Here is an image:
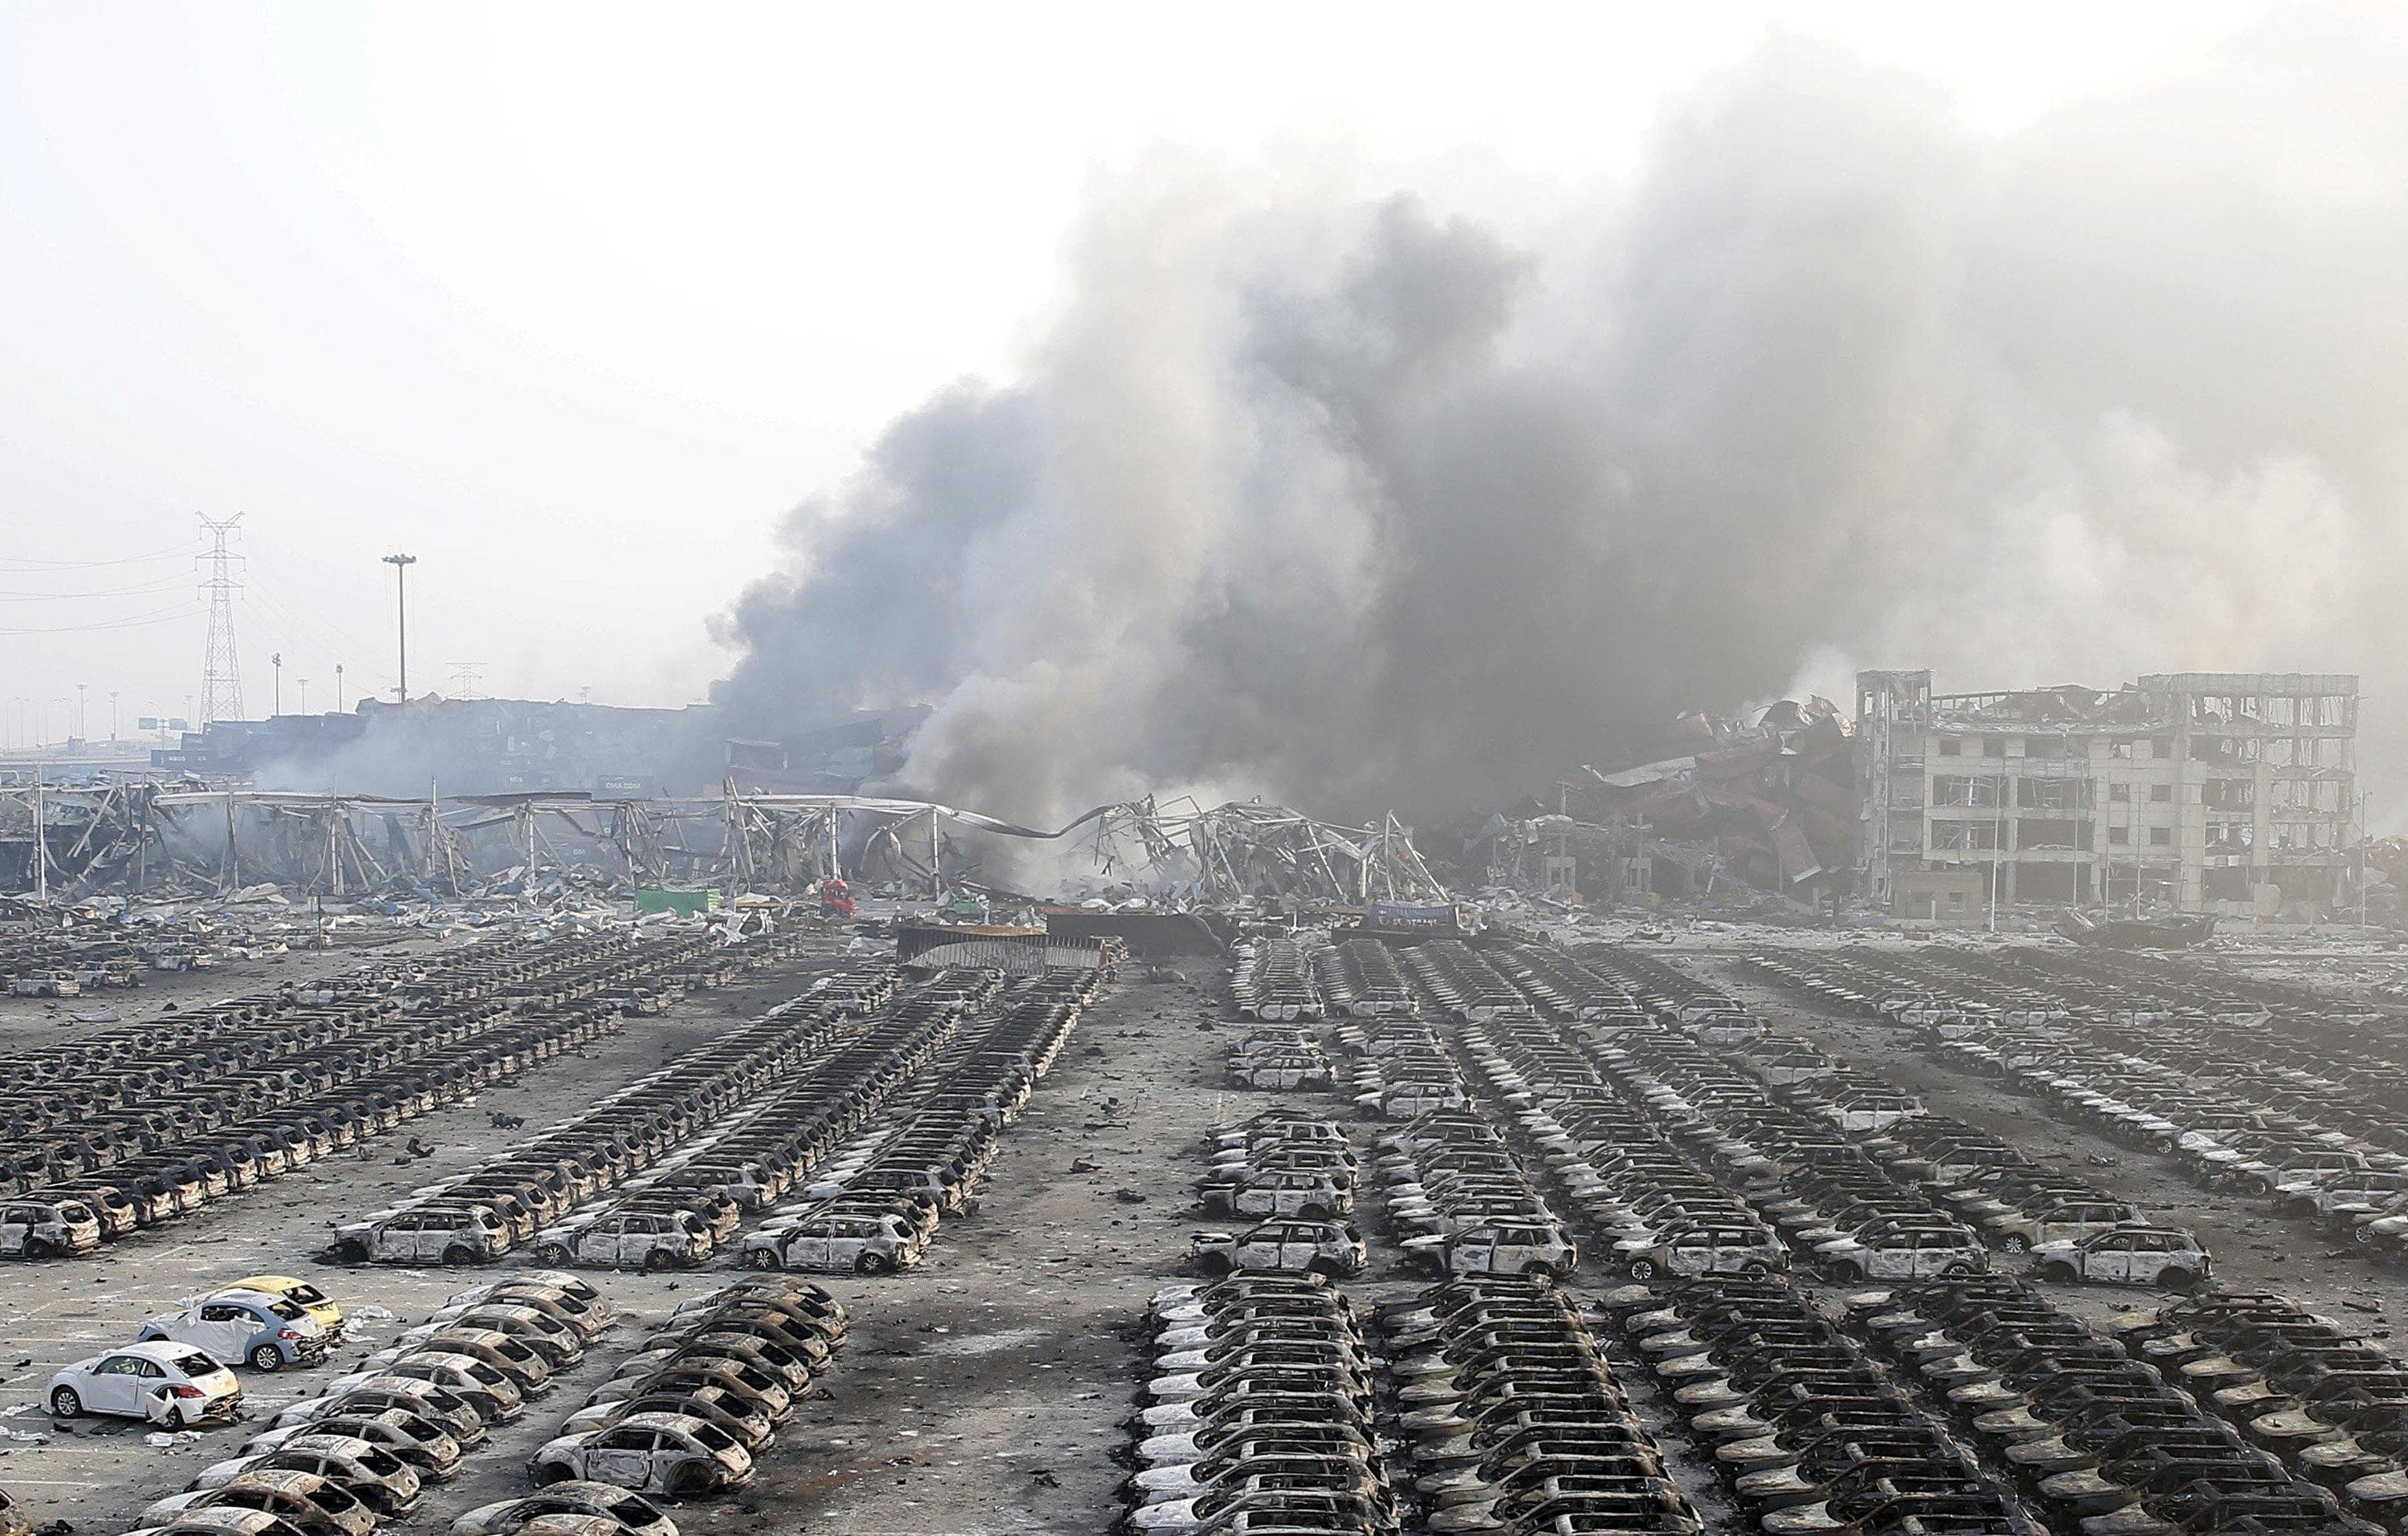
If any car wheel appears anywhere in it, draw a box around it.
[337,1240,372,1264]
[1627,1258,1656,1281]
[1298,1205,1328,1221]
[443,1245,477,1267]
[49,1386,81,1418]
[1999,1235,2028,1254]
[23,1238,55,1262]
[160,1404,185,1431]
[746,1247,784,1270]
[533,1461,576,1486]
[535,1243,570,1265]
[2159,1268,2200,1291]
[2040,1262,2077,1283]
[643,1249,672,1273]
[1741,1260,1772,1278]
[856,1251,894,1276]
[1942,1262,1973,1278]
[671,1462,714,1497]
[249,1343,284,1372]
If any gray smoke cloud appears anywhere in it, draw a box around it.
[714,14,2408,827]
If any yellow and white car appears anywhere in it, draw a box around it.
[218,1275,346,1342]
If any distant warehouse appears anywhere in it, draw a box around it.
[1857,670,2359,922]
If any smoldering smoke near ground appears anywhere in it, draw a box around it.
[714,15,2408,826]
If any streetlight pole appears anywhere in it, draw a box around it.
[336,664,344,713]
[108,691,119,742]
[75,683,87,742]
[383,554,418,703]
[270,652,283,716]
[2360,789,2371,933]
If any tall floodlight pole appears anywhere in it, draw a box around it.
[108,691,119,742]
[336,664,345,713]
[270,652,283,716]
[75,683,87,742]
[383,554,418,703]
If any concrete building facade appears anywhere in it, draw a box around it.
[1857,670,2359,920]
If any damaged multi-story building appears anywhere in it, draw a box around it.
[1857,669,2361,924]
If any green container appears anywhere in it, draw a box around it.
[633,888,719,916]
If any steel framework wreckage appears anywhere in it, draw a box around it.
[0,783,1447,906]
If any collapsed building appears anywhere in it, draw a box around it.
[1857,669,2361,924]
[1458,700,1856,909]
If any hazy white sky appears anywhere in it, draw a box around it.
[0,1,2273,742]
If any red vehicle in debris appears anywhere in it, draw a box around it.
[817,878,856,921]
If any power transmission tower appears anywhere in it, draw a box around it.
[448,660,485,700]
[197,514,245,724]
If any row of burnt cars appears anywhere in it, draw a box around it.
[1747,948,2408,1266]
[1138,1081,1388,1535]
[1347,1010,1585,1282]
[1848,1274,2403,1535]
[0,916,264,996]
[1508,945,2218,1285]
[1601,1265,2408,1536]
[108,1270,852,1536]
[1608,1272,2031,1534]
[1454,977,2219,1289]
[327,966,912,1270]
[332,965,1096,1278]
[1145,1049,1697,1535]
[0,930,756,1262]
[102,1271,646,1536]
[1128,1267,1713,1536]
[735,970,1096,1274]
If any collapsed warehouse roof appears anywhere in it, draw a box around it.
[2,782,1448,909]
[0,781,160,894]
[1077,798,1446,907]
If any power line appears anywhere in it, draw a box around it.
[0,540,201,570]
[238,581,392,693]
[0,574,193,600]
[239,551,400,686]
[0,600,202,635]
